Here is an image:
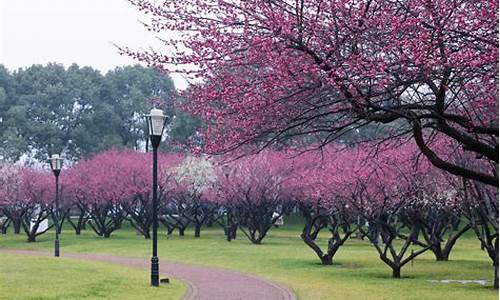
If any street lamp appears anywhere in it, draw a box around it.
[49,154,63,257]
[145,108,167,287]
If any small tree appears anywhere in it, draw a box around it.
[70,150,127,238]
[299,199,358,265]
[217,151,294,244]
[0,162,24,234]
[461,180,498,289]
[120,151,182,239]
[404,172,470,262]
[19,169,55,242]
[350,146,433,278]
[65,168,90,235]
[292,147,360,265]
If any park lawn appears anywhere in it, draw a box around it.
[0,252,186,300]
[0,219,496,300]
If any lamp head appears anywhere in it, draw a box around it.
[50,154,63,176]
[145,108,167,149]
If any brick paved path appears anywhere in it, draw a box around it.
[2,249,296,300]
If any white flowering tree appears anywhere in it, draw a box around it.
[163,155,219,237]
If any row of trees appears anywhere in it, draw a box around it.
[0,63,200,162]
[0,145,497,285]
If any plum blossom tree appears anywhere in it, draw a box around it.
[164,155,218,238]
[348,145,436,279]
[401,170,470,262]
[460,179,498,288]
[0,162,23,234]
[293,147,363,265]
[65,150,183,238]
[18,169,56,242]
[123,151,183,239]
[65,167,91,235]
[215,151,295,244]
[298,197,359,265]
[69,150,129,238]
[114,151,153,239]
[125,0,498,187]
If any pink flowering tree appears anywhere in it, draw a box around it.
[347,144,436,279]
[65,167,91,235]
[111,151,153,239]
[65,150,183,238]
[462,180,498,288]
[401,167,471,262]
[0,164,61,241]
[0,162,23,234]
[448,155,499,290]
[293,147,363,265]
[19,169,58,242]
[69,150,129,238]
[215,151,295,244]
[125,0,498,187]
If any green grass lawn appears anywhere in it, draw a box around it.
[0,218,496,300]
[0,252,185,300]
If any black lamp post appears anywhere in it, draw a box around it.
[222,165,235,242]
[49,154,63,257]
[145,108,167,287]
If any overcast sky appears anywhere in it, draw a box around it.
[1,0,188,89]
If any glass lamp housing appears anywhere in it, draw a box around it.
[148,108,167,137]
[146,108,167,149]
[50,154,63,171]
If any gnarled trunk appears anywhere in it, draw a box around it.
[13,218,21,234]
[320,254,333,265]
[194,224,201,238]
[392,267,401,279]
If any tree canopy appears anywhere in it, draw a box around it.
[125,0,498,186]
[0,63,199,162]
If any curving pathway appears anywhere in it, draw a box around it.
[1,249,296,300]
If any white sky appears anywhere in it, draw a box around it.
[0,0,188,89]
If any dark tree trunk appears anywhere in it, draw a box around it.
[67,209,88,235]
[87,205,124,238]
[230,225,237,240]
[194,224,201,238]
[0,219,10,234]
[179,227,185,236]
[299,203,355,266]
[392,267,401,279]
[494,263,499,289]
[167,226,175,235]
[422,223,470,262]
[432,245,447,261]
[22,209,51,243]
[13,218,21,234]
[320,255,333,265]
[223,212,238,241]
[494,238,499,289]
[363,219,431,279]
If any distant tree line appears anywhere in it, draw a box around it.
[0,63,201,162]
